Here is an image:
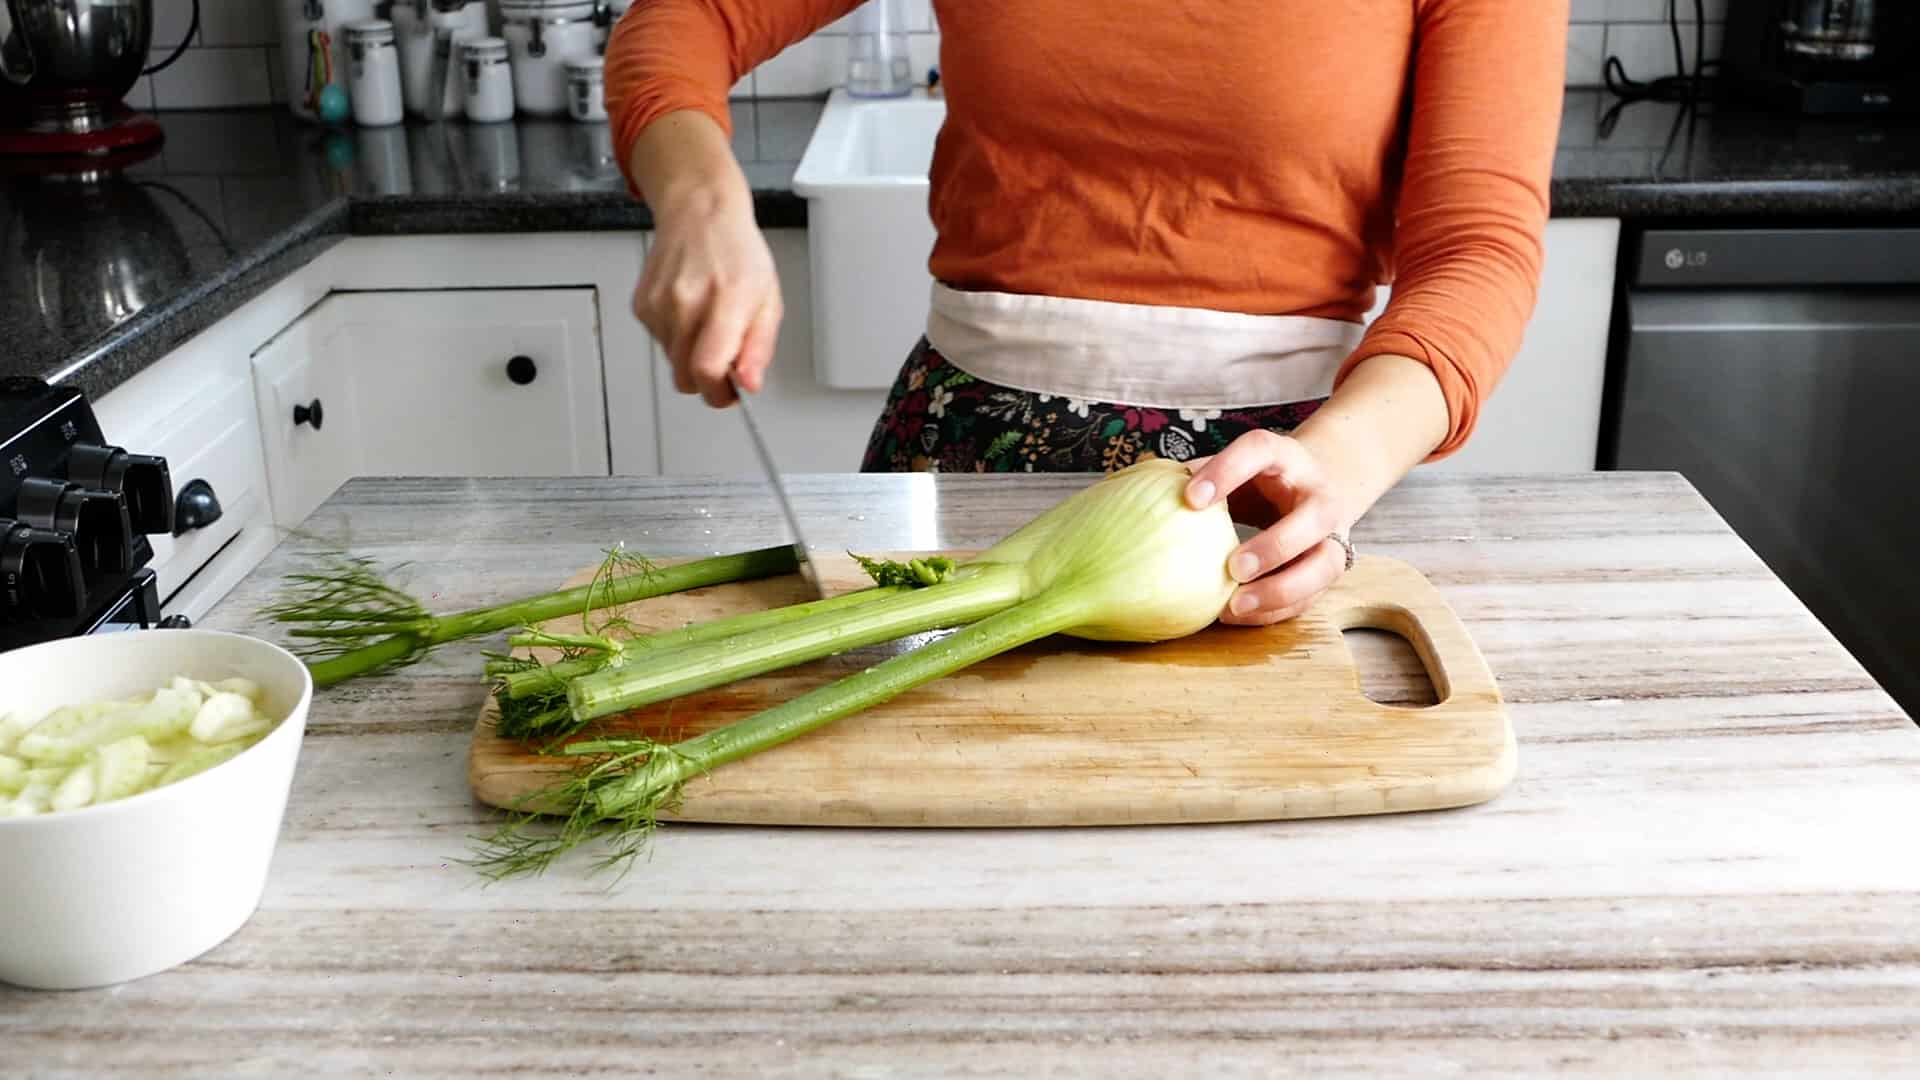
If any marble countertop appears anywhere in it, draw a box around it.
[7,471,1917,1073]
[12,89,1920,405]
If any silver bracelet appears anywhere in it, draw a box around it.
[1327,531,1355,571]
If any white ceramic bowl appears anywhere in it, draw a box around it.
[0,629,312,990]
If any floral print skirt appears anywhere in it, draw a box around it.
[858,337,1326,473]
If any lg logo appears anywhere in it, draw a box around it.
[1663,248,1711,271]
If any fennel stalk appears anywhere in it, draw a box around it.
[469,458,1241,882]
[264,543,801,687]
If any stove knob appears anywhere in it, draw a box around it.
[14,476,72,531]
[20,481,135,583]
[0,520,86,620]
[67,444,174,536]
[63,487,135,581]
[173,478,222,535]
[66,443,116,488]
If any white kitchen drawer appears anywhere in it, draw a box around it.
[141,378,272,604]
[91,343,275,612]
[158,488,279,626]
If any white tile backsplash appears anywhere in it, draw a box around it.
[1603,20,1727,85]
[138,1,1716,108]
[151,45,274,110]
[130,76,158,113]
[149,0,199,50]
[1566,24,1607,91]
[1573,0,1726,23]
[197,0,282,48]
[1567,0,1727,88]
[907,31,940,85]
[266,44,288,105]
[754,34,851,98]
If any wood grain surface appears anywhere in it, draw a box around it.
[468,551,1514,826]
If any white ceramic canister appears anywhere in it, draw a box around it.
[278,0,375,123]
[345,19,404,127]
[462,36,517,124]
[392,0,489,120]
[500,0,601,118]
[565,55,605,123]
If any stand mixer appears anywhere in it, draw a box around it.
[0,0,199,162]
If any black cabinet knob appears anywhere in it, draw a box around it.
[506,355,538,385]
[173,479,223,536]
[293,398,324,430]
[159,614,193,629]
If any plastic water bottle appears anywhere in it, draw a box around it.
[846,0,912,98]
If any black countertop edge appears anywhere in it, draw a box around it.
[1549,177,1920,219]
[344,189,808,234]
[344,181,1920,233]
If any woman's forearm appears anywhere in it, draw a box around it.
[626,108,752,216]
[1288,353,1450,532]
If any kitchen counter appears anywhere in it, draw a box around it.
[7,471,1918,1073]
[12,88,1920,404]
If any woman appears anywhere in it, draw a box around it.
[604,0,1567,626]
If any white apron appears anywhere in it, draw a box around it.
[924,281,1365,409]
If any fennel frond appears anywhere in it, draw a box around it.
[464,737,698,883]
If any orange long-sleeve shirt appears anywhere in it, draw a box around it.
[606,1,1568,458]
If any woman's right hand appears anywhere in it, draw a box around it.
[620,104,785,409]
[632,185,783,408]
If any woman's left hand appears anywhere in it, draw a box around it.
[1181,430,1354,626]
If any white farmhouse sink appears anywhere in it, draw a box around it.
[792,88,946,389]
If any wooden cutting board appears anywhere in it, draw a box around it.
[468,551,1513,826]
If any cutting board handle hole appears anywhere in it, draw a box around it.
[1341,627,1439,707]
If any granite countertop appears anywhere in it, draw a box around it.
[6,471,1918,1071]
[11,88,1920,404]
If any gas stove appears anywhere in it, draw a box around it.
[0,376,185,651]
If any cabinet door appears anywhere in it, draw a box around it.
[253,302,363,529]
[325,289,609,478]
[656,229,890,476]
[253,287,610,528]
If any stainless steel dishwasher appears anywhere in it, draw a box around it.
[1603,227,1920,722]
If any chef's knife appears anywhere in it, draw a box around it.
[731,378,825,598]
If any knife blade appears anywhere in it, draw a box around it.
[731,379,825,598]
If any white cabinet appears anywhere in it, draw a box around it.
[1386,218,1622,474]
[655,228,891,476]
[137,379,276,616]
[251,287,610,527]
[92,278,298,625]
